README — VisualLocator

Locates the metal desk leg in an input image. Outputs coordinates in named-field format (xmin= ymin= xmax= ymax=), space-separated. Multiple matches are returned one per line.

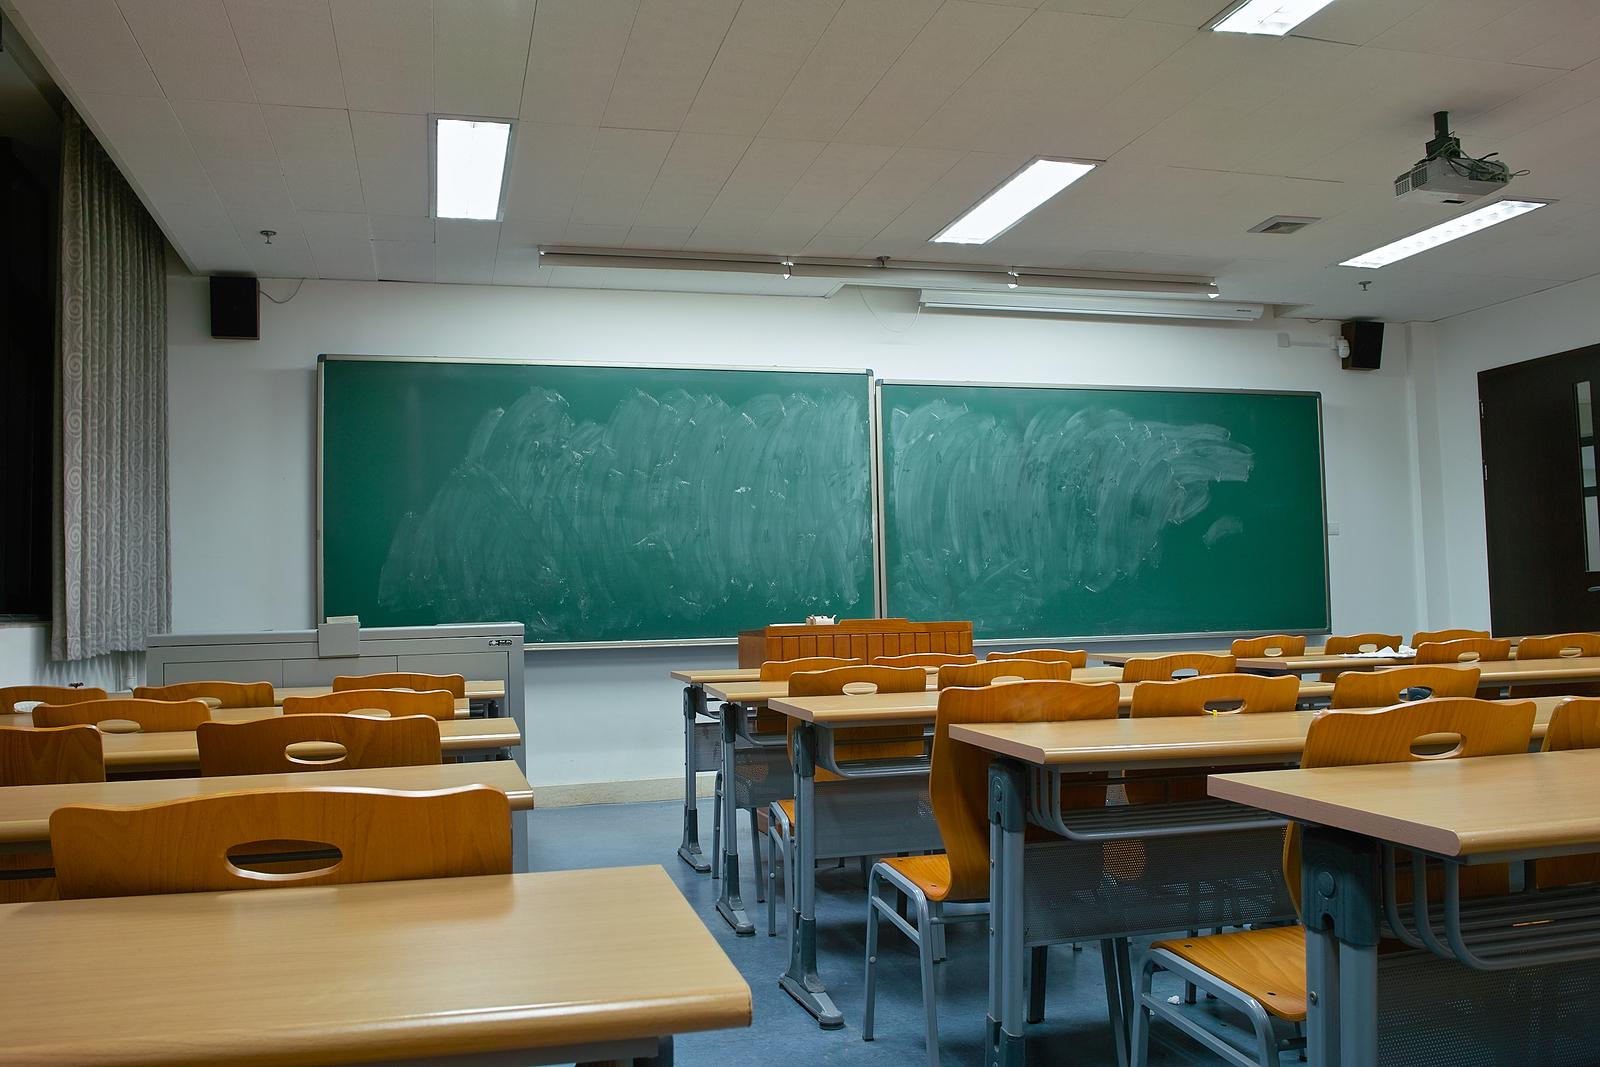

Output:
xmin=677 ymin=685 xmax=711 ymax=873
xmin=985 ymin=758 xmax=1028 ymax=1067
xmin=715 ymin=702 xmax=755 ymax=936
xmin=1301 ymin=826 xmax=1380 ymax=1067
xmin=511 ymin=807 xmax=529 ymax=874
xmin=779 ymin=720 xmax=844 ymax=1028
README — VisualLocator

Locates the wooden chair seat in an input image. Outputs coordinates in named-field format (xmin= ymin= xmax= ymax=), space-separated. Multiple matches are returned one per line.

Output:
xmin=282 ymin=688 xmax=455 ymax=720
xmin=333 ymin=672 xmax=466 ymax=698
xmin=134 ymin=681 xmax=273 ymax=708
xmin=32 ymin=698 xmax=211 ymax=733
xmin=1229 ymin=636 xmax=1307 ymax=659
xmin=880 ymin=853 xmax=956 ymax=904
xmin=1121 ymin=654 xmax=1235 ymax=682
xmin=1150 ymin=925 xmax=1307 ymax=1021
xmin=985 ymin=649 xmax=1088 ymax=667
xmin=1 ymin=686 xmax=108 ymax=714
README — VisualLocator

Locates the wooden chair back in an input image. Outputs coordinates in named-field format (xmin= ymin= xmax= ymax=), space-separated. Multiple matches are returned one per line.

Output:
xmin=281 ymin=689 xmax=455 ymax=721
xmin=1412 ymin=629 xmax=1489 ymax=646
xmin=985 ymin=649 xmax=1088 ymax=667
xmin=1414 ymin=638 xmax=1512 ymax=665
xmin=1229 ymin=635 xmax=1307 ymax=658
xmin=32 ymin=698 xmax=211 ymax=733
xmin=50 ymin=785 xmax=512 ymax=898
xmin=786 ymin=665 xmax=927 ymax=697
xmin=938 ymin=659 xmax=1073 ymax=689
xmin=1129 ymin=673 xmax=1300 ymax=717
xmin=1121 ymin=653 xmax=1235 ymax=682
xmin=1538 ymin=698 xmax=1600 ymax=887
xmin=1285 ymin=698 xmax=1536 ymax=908
xmin=871 ymin=652 xmax=976 ymax=668
xmin=932 ymin=681 xmax=1120 ymax=902
xmin=758 ymin=657 xmax=863 ymax=681
xmin=134 ymin=681 xmax=274 ymax=708
xmin=333 ymin=672 xmax=467 ymax=698
xmin=1515 ymin=633 xmax=1600 ymax=660
xmin=0 ymin=725 xmax=105 ymax=786
xmin=1330 ymin=665 xmax=1482 ymax=709
xmin=198 ymin=715 xmax=442 ymax=776
xmin=1 ymin=686 xmax=107 ymax=714
xmin=1323 ymin=633 xmax=1404 ymax=655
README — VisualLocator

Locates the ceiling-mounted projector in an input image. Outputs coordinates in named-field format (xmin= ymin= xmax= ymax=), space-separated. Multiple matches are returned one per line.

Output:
xmin=1395 ymin=111 xmax=1517 ymax=204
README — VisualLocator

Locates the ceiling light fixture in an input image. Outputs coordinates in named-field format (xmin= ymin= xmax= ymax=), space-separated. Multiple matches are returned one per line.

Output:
xmin=1211 ymin=0 xmax=1339 ymax=36
xmin=930 ymin=158 xmax=1097 ymax=245
xmin=434 ymin=117 xmax=513 ymax=221
xmin=1338 ymin=199 xmax=1550 ymax=269
xmin=919 ymin=290 xmax=1262 ymax=321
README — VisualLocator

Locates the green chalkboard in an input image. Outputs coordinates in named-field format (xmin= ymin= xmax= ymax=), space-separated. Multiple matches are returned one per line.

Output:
xmin=878 ymin=382 xmax=1328 ymax=641
xmin=320 ymin=357 xmax=876 ymax=644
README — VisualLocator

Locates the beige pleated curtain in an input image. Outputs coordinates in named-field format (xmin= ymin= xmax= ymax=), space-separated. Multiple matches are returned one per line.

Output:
xmin=52 ymin=103 xmax=170 ymax=661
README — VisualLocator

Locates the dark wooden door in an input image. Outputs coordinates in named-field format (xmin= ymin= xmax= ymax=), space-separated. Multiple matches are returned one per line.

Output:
xmin=1480 ymin=343 xmax=1600 ymax=635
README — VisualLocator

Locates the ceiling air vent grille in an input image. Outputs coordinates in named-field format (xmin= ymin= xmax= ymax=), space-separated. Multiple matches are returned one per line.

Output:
xmin=1249 ymin=215 xmax=1320 ymax=235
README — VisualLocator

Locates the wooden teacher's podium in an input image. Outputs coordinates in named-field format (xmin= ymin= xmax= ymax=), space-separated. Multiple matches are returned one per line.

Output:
xmin=736 ymin=618 xmax=973 ymax=668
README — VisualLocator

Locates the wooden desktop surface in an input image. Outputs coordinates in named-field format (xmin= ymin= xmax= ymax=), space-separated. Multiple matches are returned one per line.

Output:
xmin=674 ymin=665 xmax=1124 ymax=687
xmin=1209 ymin=748 xmax=1600 ymax=857
xmin=102 ymin=682 xmax=506 ymax=703
xmin=0 ymin=865 xmax=751 ymax=1067
xmin=670 ymin=668 xmax=762 ymax=684
xmin=5 ymin=698 xmax=474 ymax=729
xmin=0 ymin=760 xmax=535 ymax=850
xmin=947 ymin=695 xmax=1563 ymax=771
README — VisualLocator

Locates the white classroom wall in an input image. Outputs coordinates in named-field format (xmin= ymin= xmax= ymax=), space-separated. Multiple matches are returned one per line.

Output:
xmin=166 ymin=274 xmax=1423 ymax=789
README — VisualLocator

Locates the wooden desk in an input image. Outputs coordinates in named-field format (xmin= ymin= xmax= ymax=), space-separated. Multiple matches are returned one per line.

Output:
xmin=11 ymin=698 xmax=476 ymax=729
xmin=0 ymin=866 xmax=750 ymax=1067
xmin=1234 ymin=652 xmax=1412 ymax=673
xmin=1209 ymin=750 xmax=1600 ymax=1066
xmin=0 ymin=760 xmax=535 ymax=873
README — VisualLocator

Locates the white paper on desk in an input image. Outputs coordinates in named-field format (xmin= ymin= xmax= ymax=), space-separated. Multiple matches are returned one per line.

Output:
xmin=1338 ymin=646 xmax=1415 ymax=658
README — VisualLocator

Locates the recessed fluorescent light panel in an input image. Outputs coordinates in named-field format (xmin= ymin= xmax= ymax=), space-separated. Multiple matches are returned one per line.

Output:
xmin=931 ymin=158 xmax=1096 ymax=244
xmin=1339 ymin=199 xmax=1550 ymax=269
xmin=1212 ymin=0 xmax=1339 ymax=36
xmin=434 ymin=117 xmax=513 ymax=220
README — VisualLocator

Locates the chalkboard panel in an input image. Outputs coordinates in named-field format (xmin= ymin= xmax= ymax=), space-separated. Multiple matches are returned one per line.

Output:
xmin=320 ymin=357 xmax=876 ymax=645
xmin=878 ymin=381 xmax=1328 ymax=641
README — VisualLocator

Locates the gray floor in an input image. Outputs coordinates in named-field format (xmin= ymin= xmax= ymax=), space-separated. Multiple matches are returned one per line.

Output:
xmin=528 ymin=798 xmax=1292 ymax=1067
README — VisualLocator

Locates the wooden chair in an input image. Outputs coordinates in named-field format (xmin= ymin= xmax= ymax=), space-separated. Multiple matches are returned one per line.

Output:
xmin=333 ymin=672 xmax=466 ymax=698
xmin=197 ymin=714 xmax=442 ymax=776
xmin=50 ymin=785 xmax=512 ymax=899
xmin=1121 ymin=654 xmax=1235 ymax=682
xmin=31 ymin=698 xmax=211 ymax=733
xmin=1330 ymin=665 xmax=1482 ymax=709
xmin=985 ymin=649 xmax=1088 ymax=667
xmin=763 ymin=664 xmax=932 ymax=932
xmin=937 ymin=659 xmax=1073 ymax=688
xmin=872 ymin=653 xmax=976 ymax=668
xmin=1412 ymin=628 xmax=1489 ymax=646
xmin=0 ymin=725 xmax=105 ymax=903
xmin=1131 ymin=697 xmax=1536 ymax=1067
xmin=1 ymin=685 xmax=107 ymax=714
xmin=133 ymin=681 xmax=274 ymax=708
xmin=1537 ymin=698 xmax=1600 ymax=887
xmin=758 ymin=656 xmax=863 ymax=681
xmin=1414 ymin=637 xmax=1512 ymax=665
xmin=281 ymin=688 xmax=455 ymax=721
xmin=863 ymin=681 xmax=1121 ymax=1067
xmin=1129 ymin=673 xmax=1300 ymax=717
xmin=1317 ymin=633 xmax=1404 ymax=681
xmin=1509 ymin=634 xmax=1600 ymax=697
xmin=1229 ymin=636 xmax=1306 ymax=659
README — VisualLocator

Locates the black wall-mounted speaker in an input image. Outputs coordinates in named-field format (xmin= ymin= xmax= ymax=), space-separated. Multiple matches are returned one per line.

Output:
xmin=210 ymin=276 xmax=259 ymax=340
xmin=1340 ymin=320 xmax=1383 ymax=370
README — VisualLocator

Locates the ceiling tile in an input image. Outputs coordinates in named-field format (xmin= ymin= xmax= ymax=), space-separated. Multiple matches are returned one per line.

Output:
xmin=433 ymin=0 xmax=536 ymax=118
xmin=623 ymin=226 xmax=694 ymax=248
xmin=1369 ymin=0 xmax=1522 ymax=57
xmin=679 ymin=0 xmax=842 ymax=137
xmin=224 ymin=0 xmax=346 ymax=108
xmin=1124 ymin=0 xmax=1232 ymax=27
xmin=818 ymin=146 xmax=966 ymax=240
xmin=1516 ymin=8 xmax=1600 ymax=69
xmin=633 ymin=132 xmax=751 ymax=229
xmin=296 ymin=209 xmax=377 ymax=279
xmin=369 ymin=214 xmax=435 ymax=242
xmin=600 ymin=0 xmax=742 ymax=131
xmin=330 ymin=0 xmax=433 ymax=114
xmin=435 ymin=218 xmax=500 ymax=284
xmin=501 ymin=121 xmax=599 ymax=224
xmin=693 ymin=137 xmax=827 ymax=234
xmin=372 ymin=238 xmax=435 ymax=282
xmin=568 ymin=126 xmax=675 ymax=227
xmin=231 ymin=215 xmax=317 ymax=278
xmin=752 ymin=142 xmax=898 ymax=250
xmin=118 ymin=0 xmax=255 ymax=102
xmin=759 ymin=0 xmax=945 ymax=142
xmin=170 ymin=99 xmax=294 ymax=215
xmin=519 ymin=0 xmax=638 ymax=128
xmin=9 ymin=0 xmax=162 ymax=97
xmin=260 ymin=104 xmax=366 ymax=213
xmin=350 ymin=110 xmax=428 ymax=216
xmin=561 ymin=222 xmax=632 ymax=246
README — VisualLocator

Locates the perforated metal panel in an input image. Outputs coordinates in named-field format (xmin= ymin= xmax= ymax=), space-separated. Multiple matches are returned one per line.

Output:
xmin=1377 ymin=950 xmax=1600 ymax=1066
xmin=731 ymin=744 xmax=792 ymax=810
xmin=810 ymin=776 xmax=943 ymax=857
xmin=693 ymin=720 xmax=721 ymax=773
xmin=1021 ymin=827 xmax=1293 ymax=945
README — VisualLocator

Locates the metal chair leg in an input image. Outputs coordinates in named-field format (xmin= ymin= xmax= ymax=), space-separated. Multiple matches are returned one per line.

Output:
xmin=750 ymin=807 xmax=764 ymax=903
xmin=864 ymin=864 xmax=883 ymax=1041
xmin=710 ymin=771 xmax=722 ymax=881
xmin=1184 ymin=929 xmax=1198 ymax=1004
xmin=915 ymin=889 xmax=940 ymax=1067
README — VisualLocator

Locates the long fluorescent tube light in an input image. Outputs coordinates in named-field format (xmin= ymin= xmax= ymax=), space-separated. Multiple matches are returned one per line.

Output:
xmin=1212 ymin=0 xmax=1339 ymax=35
xmin=434 ymin=117 xmax=512 ymax=220
xmin=919 ymin=290 xmax=1263 ymax=322
xmin=1339 ymin=199 xmax=1550 ymax=269
xmin=931 ymin=158 xmax=1096 ymax=244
